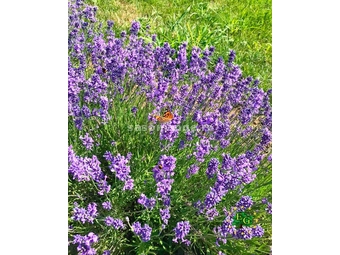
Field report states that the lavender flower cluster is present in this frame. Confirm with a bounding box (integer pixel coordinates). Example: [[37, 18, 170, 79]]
[[103, 152, 134, 191], [68, 0, 272, 147], [214, 202, 265, 246], [69, 146, 111, 195], [104, 217, 125, 230], [68, 0, 272, 253], [132, 222, 152, 242], [72, 202, 98, 224], [262, 197, 272, 214], [137, 194, 156, 210], [153, 155, 176, 206], [173, 221, 191, 246], [72, 232, 98, 255]]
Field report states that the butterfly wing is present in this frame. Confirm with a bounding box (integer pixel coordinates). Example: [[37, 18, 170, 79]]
[[154, 109, 174, 123]]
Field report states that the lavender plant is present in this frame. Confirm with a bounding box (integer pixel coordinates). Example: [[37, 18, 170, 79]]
[[68, 1, 272, 254]]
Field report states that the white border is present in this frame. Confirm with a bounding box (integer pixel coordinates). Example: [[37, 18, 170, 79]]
[[274, 0, 340, 254], [1, 1, 67, 254]]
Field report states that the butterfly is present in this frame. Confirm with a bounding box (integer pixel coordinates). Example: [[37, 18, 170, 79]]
[[153, 108, 174, 124]]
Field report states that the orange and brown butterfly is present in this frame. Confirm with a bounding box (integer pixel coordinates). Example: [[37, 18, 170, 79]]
[[153, 108, 174, 124]]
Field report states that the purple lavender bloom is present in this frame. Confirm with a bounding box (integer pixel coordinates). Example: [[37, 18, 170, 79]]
[[193, 200, 204, 214], [108, 153, 131, 182], [72, 202, 98, 224], [161, 195, 171, 207], [178, 140, 185, 149], [68, 153, 103, 183], [105, 217, 124, 230], [221, 153, 235, 171], [228, 50, 236, 66], [112, 218, 125, 230], [68, 145, 76, 164], [160, 155, 176, 172], [131, 106, 137, 115], [86, 203, 98, 223], [160, 124, 179, 143], [261, 198, 268, 204], [204, 187, 224, 209], [160, 207, 170, 225], [219, 139, 229, 149], [130, 21, 140, 36], [123, 178, 134, 191], [206, 158, 219, 179], [105, 216, 114, 226], [103, 151, 114, 162], [156, 179, 174, 196], [241, 126, 253, 137], [126, 152, 133, 160], [107, 20, 114, 28], [100, 96, 109, 110], [151, 34, 157, 41], [72, 206, 88, 224], [153, 155, 176, 182], [206, 208, 219, 220], [215, 121, 230, 140], [236, 226, 253, 240], [252, 225, 264, 237], [73, 232, 98, 255], [173, 221, 191, 245], [186, 164, 199, 178], [268, 154, 272, 161], [102, 251, 110, 255], [102, 201, 112, 210], [261, 127, 272, 146], [193, 138, 211, 163], [82, 105, 91, 118], [132, 222, 152, 242], [80, 133, 94, 150], [217, 216, 236, 238], [266, 202, 272, 214], [137, 194, 156, 210], [97, 176, 111, 195], [185, 130, 193, 141], [236, 196, 253, 212]]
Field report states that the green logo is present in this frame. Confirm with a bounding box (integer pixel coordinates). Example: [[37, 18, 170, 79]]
[[232, 212, 253, 227]]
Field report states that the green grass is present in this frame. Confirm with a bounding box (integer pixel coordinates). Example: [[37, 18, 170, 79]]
[[86, 0, 272, 90]]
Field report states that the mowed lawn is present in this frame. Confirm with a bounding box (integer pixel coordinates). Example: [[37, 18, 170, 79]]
[[85, 0, 272, 90]]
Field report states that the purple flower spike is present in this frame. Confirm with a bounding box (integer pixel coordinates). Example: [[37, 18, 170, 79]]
[[206, 158, 219, 179], [235, 226, 253, 240], [102, 201, 112, 210], [160, 207, 171, 225], [266, 202, 272, 214], [138, 194, 156, 210], [186, 164, 199, 178], [73, 232, 98, 255], [130, 21, 140, 36], [132, 222, 152, 242], [173, 221, 191, 245], [123, 178, 134, 191], [236, 196, 253, 212], [252, 225, 264, 237], [72, 202, 98, 224]]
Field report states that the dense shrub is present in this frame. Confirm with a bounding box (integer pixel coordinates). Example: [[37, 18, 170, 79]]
[[68, 0, 272, 254]]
